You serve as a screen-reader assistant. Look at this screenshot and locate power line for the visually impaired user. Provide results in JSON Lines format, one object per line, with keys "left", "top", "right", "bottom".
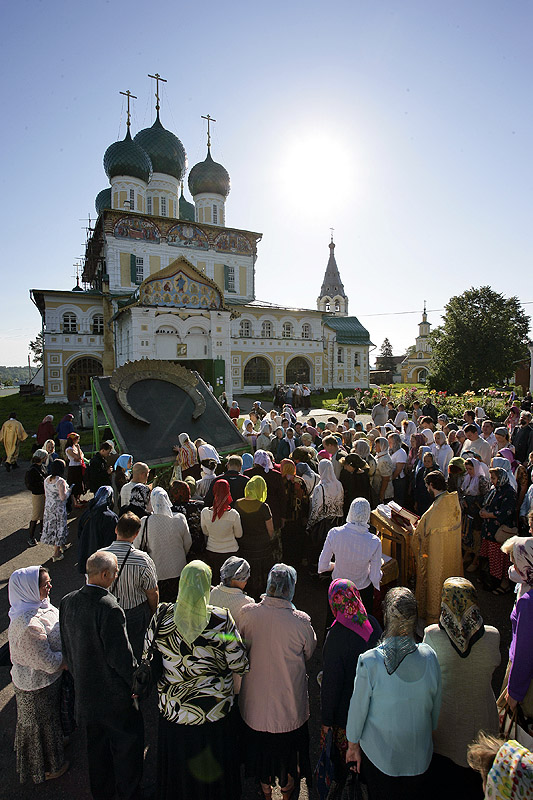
{"left": 358, "top": 301, "right": 533, "bottom": 318}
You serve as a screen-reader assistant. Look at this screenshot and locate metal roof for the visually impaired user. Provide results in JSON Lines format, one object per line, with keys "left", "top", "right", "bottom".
{"left": 322, "top": 315, "right": 374, "bottom": 345}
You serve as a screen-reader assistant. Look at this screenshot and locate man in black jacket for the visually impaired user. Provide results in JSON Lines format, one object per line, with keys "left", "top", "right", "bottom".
{"left": 86, "top": 442, "right": 113, "bottom": 494}
{"left": 204, "top": 454, "right": 249, "bottom": 507}
{"left": 421, "top": 397, "right": 438, "bottom": 424}
{"left": 60, "top": 550, "right": 143, "bottom": 800}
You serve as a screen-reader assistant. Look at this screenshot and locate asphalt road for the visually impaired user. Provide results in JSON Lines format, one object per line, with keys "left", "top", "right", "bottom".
{"left": 0, "top": 416, "right": 516, "bottom": 799}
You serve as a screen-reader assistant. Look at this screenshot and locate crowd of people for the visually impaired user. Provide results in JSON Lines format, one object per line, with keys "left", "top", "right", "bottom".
{"left": 4, "top": 390, "right": 533, "bottom": 799}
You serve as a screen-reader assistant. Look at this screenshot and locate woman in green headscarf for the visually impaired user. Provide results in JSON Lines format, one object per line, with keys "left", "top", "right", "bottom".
{"left": 236, "top": 476, "right": 275, "bottom": 600}
{"left": 144, "top": 560, "right": 249, "bottom": 800}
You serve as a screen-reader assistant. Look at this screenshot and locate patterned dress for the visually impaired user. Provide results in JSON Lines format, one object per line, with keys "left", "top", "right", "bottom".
{"left": 41, "top": 477, "right": 69, "bottom": 547}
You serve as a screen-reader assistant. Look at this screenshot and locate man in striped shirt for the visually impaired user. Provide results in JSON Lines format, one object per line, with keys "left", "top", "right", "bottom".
{"left": 102, "top": 512, "right": 159, "bottom": 660}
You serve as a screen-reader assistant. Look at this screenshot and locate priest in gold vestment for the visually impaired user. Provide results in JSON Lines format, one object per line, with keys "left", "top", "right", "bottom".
{"left": 411, "top": 470, "right": 463, "bottom": 624}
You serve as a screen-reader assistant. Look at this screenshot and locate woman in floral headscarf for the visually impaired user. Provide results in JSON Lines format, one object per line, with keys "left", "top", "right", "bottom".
{"left": 321, "top": 579, "right": 382, "bottom": 792}
{"left": 468, "top": 736, "right": 533, "bottom": 800}
{"left": 423, "top": 578, "right": 500, "bottom": 800}
{"left": 499, "top": 536, "right": 533, "bottom": 722}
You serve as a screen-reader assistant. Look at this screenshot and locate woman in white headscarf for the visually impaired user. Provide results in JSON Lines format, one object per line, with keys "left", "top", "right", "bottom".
{"left": 434, "top": 431, "right": 454, "bottom": 476}
{"left": 306, "top": 460, "right": 344, "bottom": 569}
{"left": 491, "top": 456, "right": 518, "bottom": 492}
{"left": 256, "top": 420, "right": 272, "bottom": 452}
{"left": 8, "top": 566, "right": 68, "bottom": 784}
{"left": 134, "top": 487, "right": 192, "bottom": 601}
{"left": 400, "top": 419, "right": 417, "bottom": 446}
{"left": 354, "top": 438, "right": 377, "bottom": 480}
{"left": 318, "top": 498, "right": 382, "bottom": 613}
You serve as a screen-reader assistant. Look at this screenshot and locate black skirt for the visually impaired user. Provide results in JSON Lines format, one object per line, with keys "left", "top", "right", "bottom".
{"left": 361, "top": 750, "right": 429, "bottom": 800}
{"left": 242, "top": 720, "right": 312, "bottom": 787}
{"left": 157, "top": 710, "right": 241, "bottom": 800}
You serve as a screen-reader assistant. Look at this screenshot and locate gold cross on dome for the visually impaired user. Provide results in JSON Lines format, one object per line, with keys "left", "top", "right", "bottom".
{"left": 148, "top": 72, "right": 167, "bottom": 111}
{"left": 201, "top": 114, "right": 216, "bottom": 148}
{"left": 119, "top": 89, "right": 137, "bottom": 128}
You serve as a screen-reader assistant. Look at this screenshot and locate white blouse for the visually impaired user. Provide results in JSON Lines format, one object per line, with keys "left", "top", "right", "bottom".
{"left": 9, "top": 607, "right": 63, "bottom": 691}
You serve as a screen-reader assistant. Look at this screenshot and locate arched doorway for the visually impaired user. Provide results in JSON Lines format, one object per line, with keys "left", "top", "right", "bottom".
{"left": 286, "top": 357, "right": 311, "bottom": 384}
{"left": 244, "top": 357, "right": 271, "bottom": 386}
{"left": 67, "top": 357, "right": 103, "bottom": 401}
{"left": 416, "top": 368, "right": 428, "bottom": 384}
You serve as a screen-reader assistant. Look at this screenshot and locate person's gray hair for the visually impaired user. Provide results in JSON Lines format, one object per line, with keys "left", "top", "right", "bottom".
{"left": 86, "top": 551, "right": 118, "bottom": 576}
{"left": 354, "top": 439, "right": 370, "bottom": 459}
{"left": 375, "top": 436, "right": 389, "bottom": 454}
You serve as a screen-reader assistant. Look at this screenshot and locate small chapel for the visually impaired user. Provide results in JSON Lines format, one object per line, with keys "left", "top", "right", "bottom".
{"left": 31, "top": 76, "right": 373, "bottom": 402}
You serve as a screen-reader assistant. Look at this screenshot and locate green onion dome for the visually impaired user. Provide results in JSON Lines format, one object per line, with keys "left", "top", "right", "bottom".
{"left": 95, "top": 188, "right": 111, "bottom": 215}
{"left": 103, "top": 129, "right": 153, "bottom": 183}
{"left": 188, "top": 149, "right": 230, "bottom": 198}
{"left": 134, "top": 113, "right": 187, "bottom": 181}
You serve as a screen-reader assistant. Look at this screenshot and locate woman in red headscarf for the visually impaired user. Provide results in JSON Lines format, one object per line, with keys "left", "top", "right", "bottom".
{"left": 200, "top": 480, "right": 243, "bottom": 576}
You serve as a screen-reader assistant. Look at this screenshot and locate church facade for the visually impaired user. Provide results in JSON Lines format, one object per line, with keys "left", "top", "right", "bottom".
{"left": 400, "top": 305, "right": 432, "bottom": 383}
{"left": 31, "top": 88, "right": 372, "bottom": 403}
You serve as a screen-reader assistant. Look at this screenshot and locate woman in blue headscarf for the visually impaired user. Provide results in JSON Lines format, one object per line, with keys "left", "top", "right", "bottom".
{"left": 77, "top": 485, "right": 117, "bottom": 574}
{"left": 113, "top": 453, "right": 132, "bottom": 509}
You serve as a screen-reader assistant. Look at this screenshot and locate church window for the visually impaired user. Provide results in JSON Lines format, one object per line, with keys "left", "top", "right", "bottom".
{"left": 135, "top": 257, "right": 144, "bottom": 284}
{"left": 325, "top": 302, "right": 330, "bottom": 312}
{"left": 92, "top": 314, "right": 104, "bottom": 335}
{"left": 302, "top": 323, "right": 311, "bottom": 339}
{"left": 261, "top": 321, "right": 273, "bottom": 338}
{"left": 224, "top": 265, "right": 235, "bottom": 292}
{"left": 335, "top": 301, "right": 340, "bottom": 312}
{"left": 62, "top": 313, "right": 77, "bottom": 333}
{"left": 244, "top": 356, "right": 271, "bottom": 386}
{"left": 282, "top": 322, "right": 293, "bottom": 339}
{"left": 213, "top": 205, "right": 218, "bottom": 224}
{"left": 147, "top": 197, "right": 152, "bottom": 215}
{"left": 354, "top": 352, "right": 360, "bottom": 367}
{"left": 239, "top": 320, "right": 251, "bottom": 337}
{"left": 337, "top": 347, "right": 344, "bottom": 364}
{"left": 129, "top": 189, "right": 135, "bottom": 209}
{"left": 160, "top": 197, "right": 167, "bottom": 217}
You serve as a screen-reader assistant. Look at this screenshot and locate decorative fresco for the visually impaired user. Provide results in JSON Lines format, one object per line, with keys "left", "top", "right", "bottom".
{"left": 167, "top": 223, "right": 209, "bottom": 250}
{"left": 114, "top": 216, "right": 161, "bottom": 242}
{"left": 214, "top": 231, "right": 252, "bottom": 255}
{"left": 141, "top": 270, "right": 222, "bottom": 309}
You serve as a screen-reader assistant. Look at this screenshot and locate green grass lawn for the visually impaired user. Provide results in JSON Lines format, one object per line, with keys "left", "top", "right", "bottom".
{"left": 0, "top": 393, "right": 94, "bottom": 463}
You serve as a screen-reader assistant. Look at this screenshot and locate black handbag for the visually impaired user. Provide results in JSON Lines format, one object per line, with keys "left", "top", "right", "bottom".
{"left": 131, "top": 602, "right": 171, "bottom": 702}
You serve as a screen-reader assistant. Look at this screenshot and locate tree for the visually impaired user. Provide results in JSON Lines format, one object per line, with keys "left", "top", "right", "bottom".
{"left": 29, "top": 332, "right": 44, "bottom": 367}
{"left": 378, "top": 338, "right": 396, "bottom": 373}
{"left": 427, "top": 286, "right": 530, "bottom": 392}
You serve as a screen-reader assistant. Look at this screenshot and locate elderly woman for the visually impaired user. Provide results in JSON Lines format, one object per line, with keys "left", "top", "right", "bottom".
{"left": 447, "top": 456, "right": 466, "bottom": 494}
{"left": 400, "top": 419, "right": 417, "bottom": 446}
{"left": 346, "top": 588, "right": 442, "bottom": 798}
{"left": 235, "top": 476, "right": 274, "bottom": 600}
{"left": 321, "top": 580, "right": 382, "bottom": 792}
{"left": 371, "top": 437, "right": 394, "bottom": 506}
{"left": 77, "top": 485, "right": 117, "bottom": 574}
{"left": 479, "top": 467, "right": 517, "bottom": 593}
{"left": 41, "top": 459, "right": 72, "bottom": 562}
{"left": 318, "top": 497, "right": 382, "bottom": 613}
{"left": 56, "top": 413, "right": 74, "bottom": 458}
{"left": 209, "top": 555, "right": 254, "bottom": 624}
{"left": 268, "top": 426, "right": 286, "bottom": 462}
{"left": 354, "top": 438, "right": 377, "bottom": 480}
{"left": 499, "top": 536, "right": 533, "bottom": 720}
{"left": 499, "top": 447, "right": 529, "bottom": 511}
{"left": 8, "top": 566, "right": 67, "bottom": 783}
{"left": 423, "top": 578, "right": 500, "bottom": 799}
{"left": 239, "top": 564, "right": 317, "bottom": 800}
{"left": 256, "top": 421, "right": 273, "bottom": 452}
{"left": 306, "top": 460, "right": 344, "bottom": 570}
{"left": 447, "top": 428, "right": 463, "bottom": 457}
{"left": 135, "top": 487, "right": 192, "bottom": 601}
{"left": 296, "top": 462, "right": 319, "bottom": 496}
{"left": 43, "top": 439, "right": 61, "bottom": 474}
{"left": 280, "top": 459, "right": 309, "bottom": 568}
{"left": 201, "top": 480, "right": 243, "bottom": 577}
{"left": 145, "top": 561, "right": 249, "bottom": 799}
{"left": 229, "top": 400, "right": 240, "bottom": 425}
{"left": 65, "top": 432, "right": 85, "bottom": 506}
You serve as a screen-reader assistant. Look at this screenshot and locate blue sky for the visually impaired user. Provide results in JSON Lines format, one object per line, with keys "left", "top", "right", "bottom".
{"left": 1, "top": 0, "right": 531, "bottom": 367}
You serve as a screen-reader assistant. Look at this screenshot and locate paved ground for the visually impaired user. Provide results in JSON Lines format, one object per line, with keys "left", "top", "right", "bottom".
{"left": 0, "top": 409, "right": 516, "bottom": 799}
